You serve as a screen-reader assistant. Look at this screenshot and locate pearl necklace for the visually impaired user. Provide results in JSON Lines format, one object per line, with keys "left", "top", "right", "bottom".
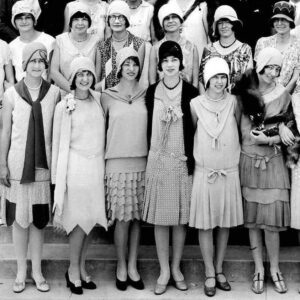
{"left": 205, "top": 91, "right": 226, "bottom": 102}
{"left": 24, "top": 79, "right": 42, "bottom": 90}
{"left": 112, "top": 32, "right": 129, "bottom": 42}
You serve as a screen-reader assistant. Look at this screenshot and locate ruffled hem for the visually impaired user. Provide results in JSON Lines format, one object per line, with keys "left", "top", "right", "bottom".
{"left": 240, "top": 152, "right": 290, "bottom": 189}
{"left": 243, "top": 198, "right": 290, "bottom": 231}
{"left": 1, "top": 180, "right": 50, "bottom": 228}
{"left": 105, "top": 171, "right": 145, "bottom": 226}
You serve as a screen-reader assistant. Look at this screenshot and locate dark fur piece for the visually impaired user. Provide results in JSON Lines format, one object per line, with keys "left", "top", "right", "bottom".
{"left": 233, "top": 69, "right": 300, "bottom": 168}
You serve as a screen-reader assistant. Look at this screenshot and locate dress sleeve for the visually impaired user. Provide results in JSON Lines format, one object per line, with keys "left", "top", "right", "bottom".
{"left": 292, "top": 93, "right": 300, "bottom": 134}
{"left": 199, "top": 46, "right": 211, "bottom": 86}
{"left": 254, "top": 37, "right": 264, "bottom": 62}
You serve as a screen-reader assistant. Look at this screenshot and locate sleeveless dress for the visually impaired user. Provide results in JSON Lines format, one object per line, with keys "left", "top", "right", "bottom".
{"left": 142, "top": 81, "right": 191, "bottom": 226}
{"left": 189, "top": 93, "right": 243, "bottom": 229}
{"left": 53, "top": 95, "right": 107, "bottom": 234}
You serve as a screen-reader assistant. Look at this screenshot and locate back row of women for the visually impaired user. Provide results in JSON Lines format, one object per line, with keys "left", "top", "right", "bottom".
{"left": 1, "top": 0, "right": 300, "bottom": 298}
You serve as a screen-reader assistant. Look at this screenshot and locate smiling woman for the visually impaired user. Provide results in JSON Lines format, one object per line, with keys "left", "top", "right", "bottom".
{"left": 199, "top": 5, "right": 253, "bottom": 94}
{"left": 254, "top": 1, "right": 300, "bottom": 94}
{"left": 9, "top": 0, "right": 55, "bottom": 82}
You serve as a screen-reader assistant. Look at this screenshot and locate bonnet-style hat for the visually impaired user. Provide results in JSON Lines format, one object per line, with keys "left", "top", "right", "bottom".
{"left": 116, "top": 47, "right": 140, "bottom": 75}
{"left": 203, "top": 57, "right": 230, "bottom": 88}
{"left": 158, "top": 40, "right": 184, "bottom": 71}
{"left": 11, "top": 0, "right": 37, "bottom": 29}
{"left": 158, "top": 3, "right": 183, "bottom": 27}
{"left": 69, "top": 2, "right": 92, "bottom": 28}
{"left": 213, "top": 5, "right": 243, "bottom": 33}
{"left": 22, "top": 42, "right": 48, "bottom": 71}
{"left": 69, "top": 56, "right": 96, "bottom": 84}
{"left": 107, "top": 0, "right": 130, "bottom": 27}
{"left": 256, "top": 47, "right": 283, "bottom": 73}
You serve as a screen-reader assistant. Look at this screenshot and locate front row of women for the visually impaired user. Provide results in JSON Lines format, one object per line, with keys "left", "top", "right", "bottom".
{"left": 0, "top": 39, "right": 297, "bottom": 297}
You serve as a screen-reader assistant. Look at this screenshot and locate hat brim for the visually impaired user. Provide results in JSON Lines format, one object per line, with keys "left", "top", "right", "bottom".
{"left": 271, "top": 14, "right": 295, "bottom": 28}
{"left": 213, "top": 17, "right": 243, "bottom": 34}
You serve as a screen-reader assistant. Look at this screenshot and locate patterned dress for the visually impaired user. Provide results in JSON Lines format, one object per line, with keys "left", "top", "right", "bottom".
{"left": 255, "top": 34, "right": 300, "bottom": 90}
{"left": 96, "top": 31, "right": 144, "bottom": 89}
{"left": 199, "top": 41, "right": 253, "bottom": 89}
{"left": 142, "top": 81, "right": 192, "bottom": 226}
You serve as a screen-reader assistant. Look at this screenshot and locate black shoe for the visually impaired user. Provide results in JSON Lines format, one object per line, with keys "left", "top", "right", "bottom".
{"left": 204, "top": 276, "right": 216, "bottom": 297}
{"left": 65, "top": 271, "right": 83, "bottom": 295}
{"left": 127, "top": 276, "right": 144, "bottom": 290}
{"left": 81, "top": 276, "right": 97, "bottom": 290}
{"left": 116, "top": 275, "right": 127, "bottom": 291}
{"left": 216, "top": 272, "right": 231, "bottom": 291}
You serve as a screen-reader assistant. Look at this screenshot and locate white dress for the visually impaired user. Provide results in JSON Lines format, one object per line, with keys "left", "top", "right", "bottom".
{"left": 0, "top": 40, "right": 10, "bottom": 102}
{"left": 291, "top": 93, "right": 300, "bottom": 229}
{"left": 9, "top": 32, "right": 55, "bottom": 81}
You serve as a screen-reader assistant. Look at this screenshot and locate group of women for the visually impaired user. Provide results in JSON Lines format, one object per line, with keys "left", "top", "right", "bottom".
{"left": 1, "top": 0, "right": 300, "bottom": 298}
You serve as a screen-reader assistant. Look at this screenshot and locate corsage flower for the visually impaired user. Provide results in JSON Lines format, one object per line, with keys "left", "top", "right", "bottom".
{"left": 65, "top": 94, "right": 76, "bottom": 113}
{"left": 160, "top": 105, "right": 183, "bottom": 122}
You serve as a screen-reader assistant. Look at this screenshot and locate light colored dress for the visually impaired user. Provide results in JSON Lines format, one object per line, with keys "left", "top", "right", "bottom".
{"left": 142, "top": 81, "right": 191, "bottom": 226}
{"left": 0, "top": 84, "right": 60, "bottom": 228}
{"left": 9, "top": 32, "right": 55, "bottom": 81}
{"left": 291, "top": 92, "right": 300, "bottom": 229}
{"left": 55, "top": 32, "right": 98, "bottom": 93}
{"left": 189, "top": 93, "right": 243, "bottom": 229}
{"left": 169, "top": 0, "right": 209, "bottom": 61}
{"left": 154, "top": 37, "right": 196, "bottom": 84}
{"left": 52, "top": 94, "right": 107, "bottom": 234}
{"left": 0, "top": 39, "right": 10, "bottom": 104}
{"left": 128, "top": 0, "right": 154, "bottom": 42}
{"left": 200, "top": 41, "right": 253, "bottom": 90}
{"left": 240, "top": 84, "right": 291, "bottom": 231}
{"left": 255, "top": 35, "right": 300, "bottom": 90}
{"left": 66, "top": 1, "right": 108, "bottom": 40}
{"left": 101, "top": 85, "right": 147, "bottom": 226}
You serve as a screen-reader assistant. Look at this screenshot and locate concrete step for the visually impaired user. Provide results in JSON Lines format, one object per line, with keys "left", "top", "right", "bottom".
{"left": 1, "top": 245, "right": 300, "bottom": 282}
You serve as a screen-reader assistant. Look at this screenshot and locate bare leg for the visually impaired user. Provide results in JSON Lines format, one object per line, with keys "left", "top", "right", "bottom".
{"left": 13, "top": 222, "right": 29, "bottom": 282}
{"left": 69, "top": 226, "right": 86, "bottom": 283}
{"left": 154, "top": 225, "right": 170, "bottom": 284}
{"left": 171, "top": 225, "right": 186, "bottom": 281}
{"left": 29, "top": 225, "right": 45, "bottom": 282}
{"left": 79, "top": 234, "right": 90, "bottom": 280}
{"left": 215, "top": 228, "right": 229, "bottom": 282}
{"left": 264, "top": 230, "right": 280, "bottom": 274}
{"left": 128, "top": 220, "right": 141, "bottom": 281}
{"left": 114, "top": 220, "right": 130, "bottom": 281}
{"left": 249, "top": 228, "right": 264, "bottom": 274}
{"left": 198, "top": 229, "right": 215, "bottom": 288}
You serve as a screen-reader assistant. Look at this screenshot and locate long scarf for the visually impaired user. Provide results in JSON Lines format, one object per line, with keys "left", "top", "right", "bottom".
{"left": 14, "top": 79, "right": 51, "bottom": 184}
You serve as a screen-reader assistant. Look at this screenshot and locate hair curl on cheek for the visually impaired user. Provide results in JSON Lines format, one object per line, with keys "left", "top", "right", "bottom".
{"left": 70, "top": 73, "right": 96, "bottom": 90}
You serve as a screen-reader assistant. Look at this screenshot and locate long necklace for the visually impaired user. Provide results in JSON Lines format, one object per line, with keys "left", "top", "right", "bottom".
{"left": 219, "top": 39, "right": 236, "bottom": 49}
{"left": 162, "top": 78, "right": 181, "bottom": 90}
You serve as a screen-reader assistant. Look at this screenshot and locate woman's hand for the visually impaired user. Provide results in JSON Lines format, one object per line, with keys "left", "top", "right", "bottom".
{"left": 250, "top": 130, "right": 269, "bottom": 144}
{"left": 0, "top": 164, "right": 10, "bottom": 187}
{"left": 279, "top": 123, "right": 295, "bottom": 146}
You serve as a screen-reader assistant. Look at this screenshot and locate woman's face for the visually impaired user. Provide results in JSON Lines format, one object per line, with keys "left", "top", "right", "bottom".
{"left": 217, "top": 18, "right": 234, "bottom": 38}
{"left": 163, "top": 14, "right": 181, "bottom": 33}
{"left": 273, "top": 18, "right": 291, "bottom": 35}
{"left": 208, "top": 74, "right": 228, "bottom": 94}
{"left": 15, "top": 13, "right": 34, "bottom": 32}
{"left": 258, "top": 64, "right": 281, "bottom": 85}
{"left": 121, "top": 58, "right": 139, "bottom": 81}
{"left": 109, "top": 14, "right": 126, "bottom": 32}
{"left": 70, "top": 16, "right": 89, "bottom": 34}
{"left": 161, "top": 55, "right": 180, "bottom": 76}
{"left": 75, "top": 70, "right": 94, "bottom": 90}
{"left": 26, "top": 51, "right": 46, "bottom": 78}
